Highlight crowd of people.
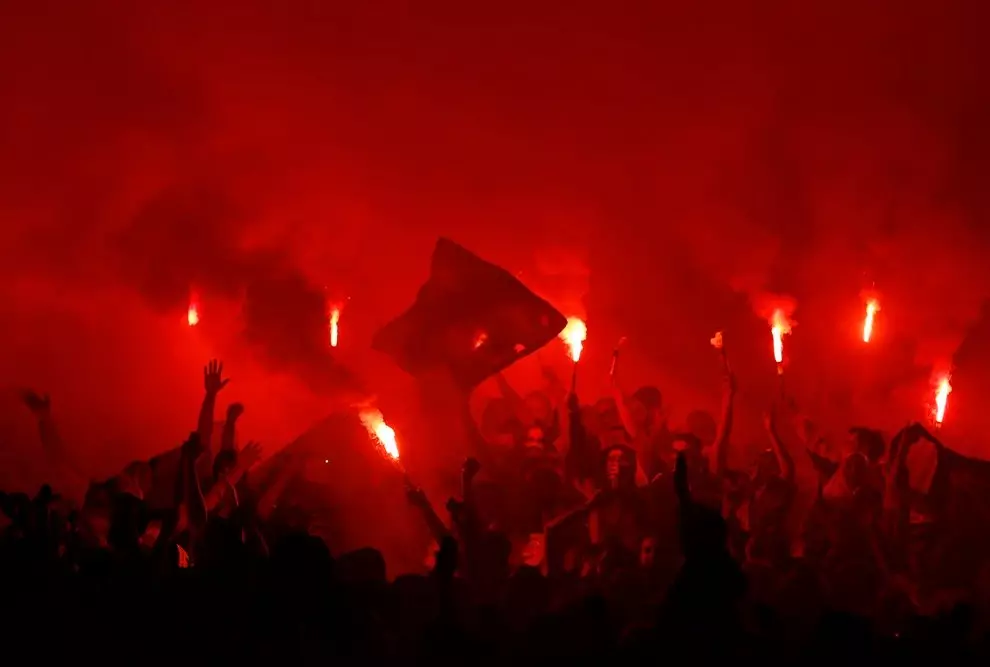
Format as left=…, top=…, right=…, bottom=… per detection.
left=3, top=353, right=990, bottom=663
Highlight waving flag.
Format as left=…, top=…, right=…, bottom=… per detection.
left=373, top=238, right=567, bottom=388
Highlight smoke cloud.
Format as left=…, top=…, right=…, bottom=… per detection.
left=2, top=0, right=990, bottom=479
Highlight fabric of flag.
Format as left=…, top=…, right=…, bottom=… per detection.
left=372, top=238, right=568, bottom=389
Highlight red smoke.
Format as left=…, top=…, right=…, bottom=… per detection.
left=2, top=0, right=990, bottom=491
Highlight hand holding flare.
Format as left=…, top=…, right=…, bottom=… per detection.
left=863, top=299, right=879, bottom=343
left=932, top=374, right=952, bottom=429
left=359, top=407, right=405, bottom=473
left=711, top=331, right=730, bottom=375
left=770, top=310, right=792, bottom=375
left=329, top=307, right=340, bottom=347
left=560, top=317, right=586, bottom=390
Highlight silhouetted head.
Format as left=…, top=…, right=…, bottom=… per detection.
left=848, top=427, right=885, bottom=463
left=686, top=409, right=717, bottom=446
left=481, top=398, right=516, bottom=448
left=603, top=444, right=636, bottom=489
left=629, top=385, right=662, bottom=431
left=523, top=390, right=553, bottom=426
left=752, top=448, right=780, bottom=484
left=122, top=460, right=152, bottom=499
left=212, top=449, right=238, bottom=482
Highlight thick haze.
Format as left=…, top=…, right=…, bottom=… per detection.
left=2, top=0, right=989, bottom=488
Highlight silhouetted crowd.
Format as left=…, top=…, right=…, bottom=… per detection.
left=4, top=358, right=990, bottom=664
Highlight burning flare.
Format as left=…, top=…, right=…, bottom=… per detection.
left=187, top=303, right=199, bottom=327
left=329, top=307, right=340, bottom=348
left=863, top=299, right=879, bottom=343
left=560, top=317, right=587, bottom=363
left=359, top=408, right=400, bottom=461
left=933, top=375, right=952, bottom=428
left=770, top=309, right=791, bottom=372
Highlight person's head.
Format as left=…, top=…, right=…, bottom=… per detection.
left=522, top=424, right=549, bottom=451
left=686, top=410, right=717, bottom=447
left=120, top=460, right=152, bottom=499
left=212, top=449, right=238, bottom=482
left=603, top=445, right=636, bottom=489
left=629, top=386, right=662, bottom=431
left=81, top=482, right=114, bottom=546
left=523, top=391, right=553, bottom=426
left=639, top=536, right=658, bottom=568
left=752, top=449, right=779, bottom=485
left=594, top=397, right=622, bottom=431
left=841, top=451, right=870, bottom=491
left=848, top=427, right=885, bottom=463
left=480, top=398, right=517, bottom=448
left=580, top=405, right=602, bottom=437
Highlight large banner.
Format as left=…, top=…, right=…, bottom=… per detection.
left=372, top=238, right=567, bottom=389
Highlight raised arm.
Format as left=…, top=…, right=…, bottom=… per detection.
left=21, top=389, right=88, bottom=477
left=406, top=482, right=450, bottom=545
left=204, top=442, right=262, bottom=513
left=198, top=360, right=230, bottom=458
left=221, top=402, right=244, bottom=453
left=763, top=407, right=794, bottom=483
left=175, top=432, right=207, bottom=534
left=564, top=391, right=597, bottom=484
left=610, top=379, right=639, bottom=441
left=706, top=372, right=737, bottom=477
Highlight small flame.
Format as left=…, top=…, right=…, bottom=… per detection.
left=863, top=299, right=879, bottom=343
left=933, top=375, right=952, bottom=427
left=359, top=408, right=400, bottom=460
left=770, top=309, right=791, bottom=367
left=473, top=331, right=488, bottom=350
left=329, top=307, right=340, bottom=347
left=560, top=317, right=587, bottom=363
left=187, top=303, right=199, bottom=327
left=710, top=331, right=723, bottom=350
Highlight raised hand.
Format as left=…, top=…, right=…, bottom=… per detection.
left=20, top=390, right=51, bottom=416
left=462, top=457, right=481, bottom=481
left=203, top=359, right=230, bottom=395
left=238, top=441, right=263, bottom=469
left=226, top=402, right=245, bottom=420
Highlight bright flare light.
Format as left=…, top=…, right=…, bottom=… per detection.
left=560, top=317, right=587, bottom=362
left=359, top=408, right=400, bottom=461
left=863, top=299, right=879, bottom=343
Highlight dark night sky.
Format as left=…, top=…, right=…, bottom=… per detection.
left=1, top=0, right=989, bottom=488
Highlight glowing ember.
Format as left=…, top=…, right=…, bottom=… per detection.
left=187, top=303, right=199, bottom=327
left=710, top=331, right=723, bottom=349
left=863, top=299, right=879, bottom=343
left=770, top=309, right=791, bottom=371
left=933, top=375, right=952, bottom=427
left=329, top=307, right=340, bottom=347
left=560, top=317, right=587, bottom=363
left=359, top=408, right=400, bottom=460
